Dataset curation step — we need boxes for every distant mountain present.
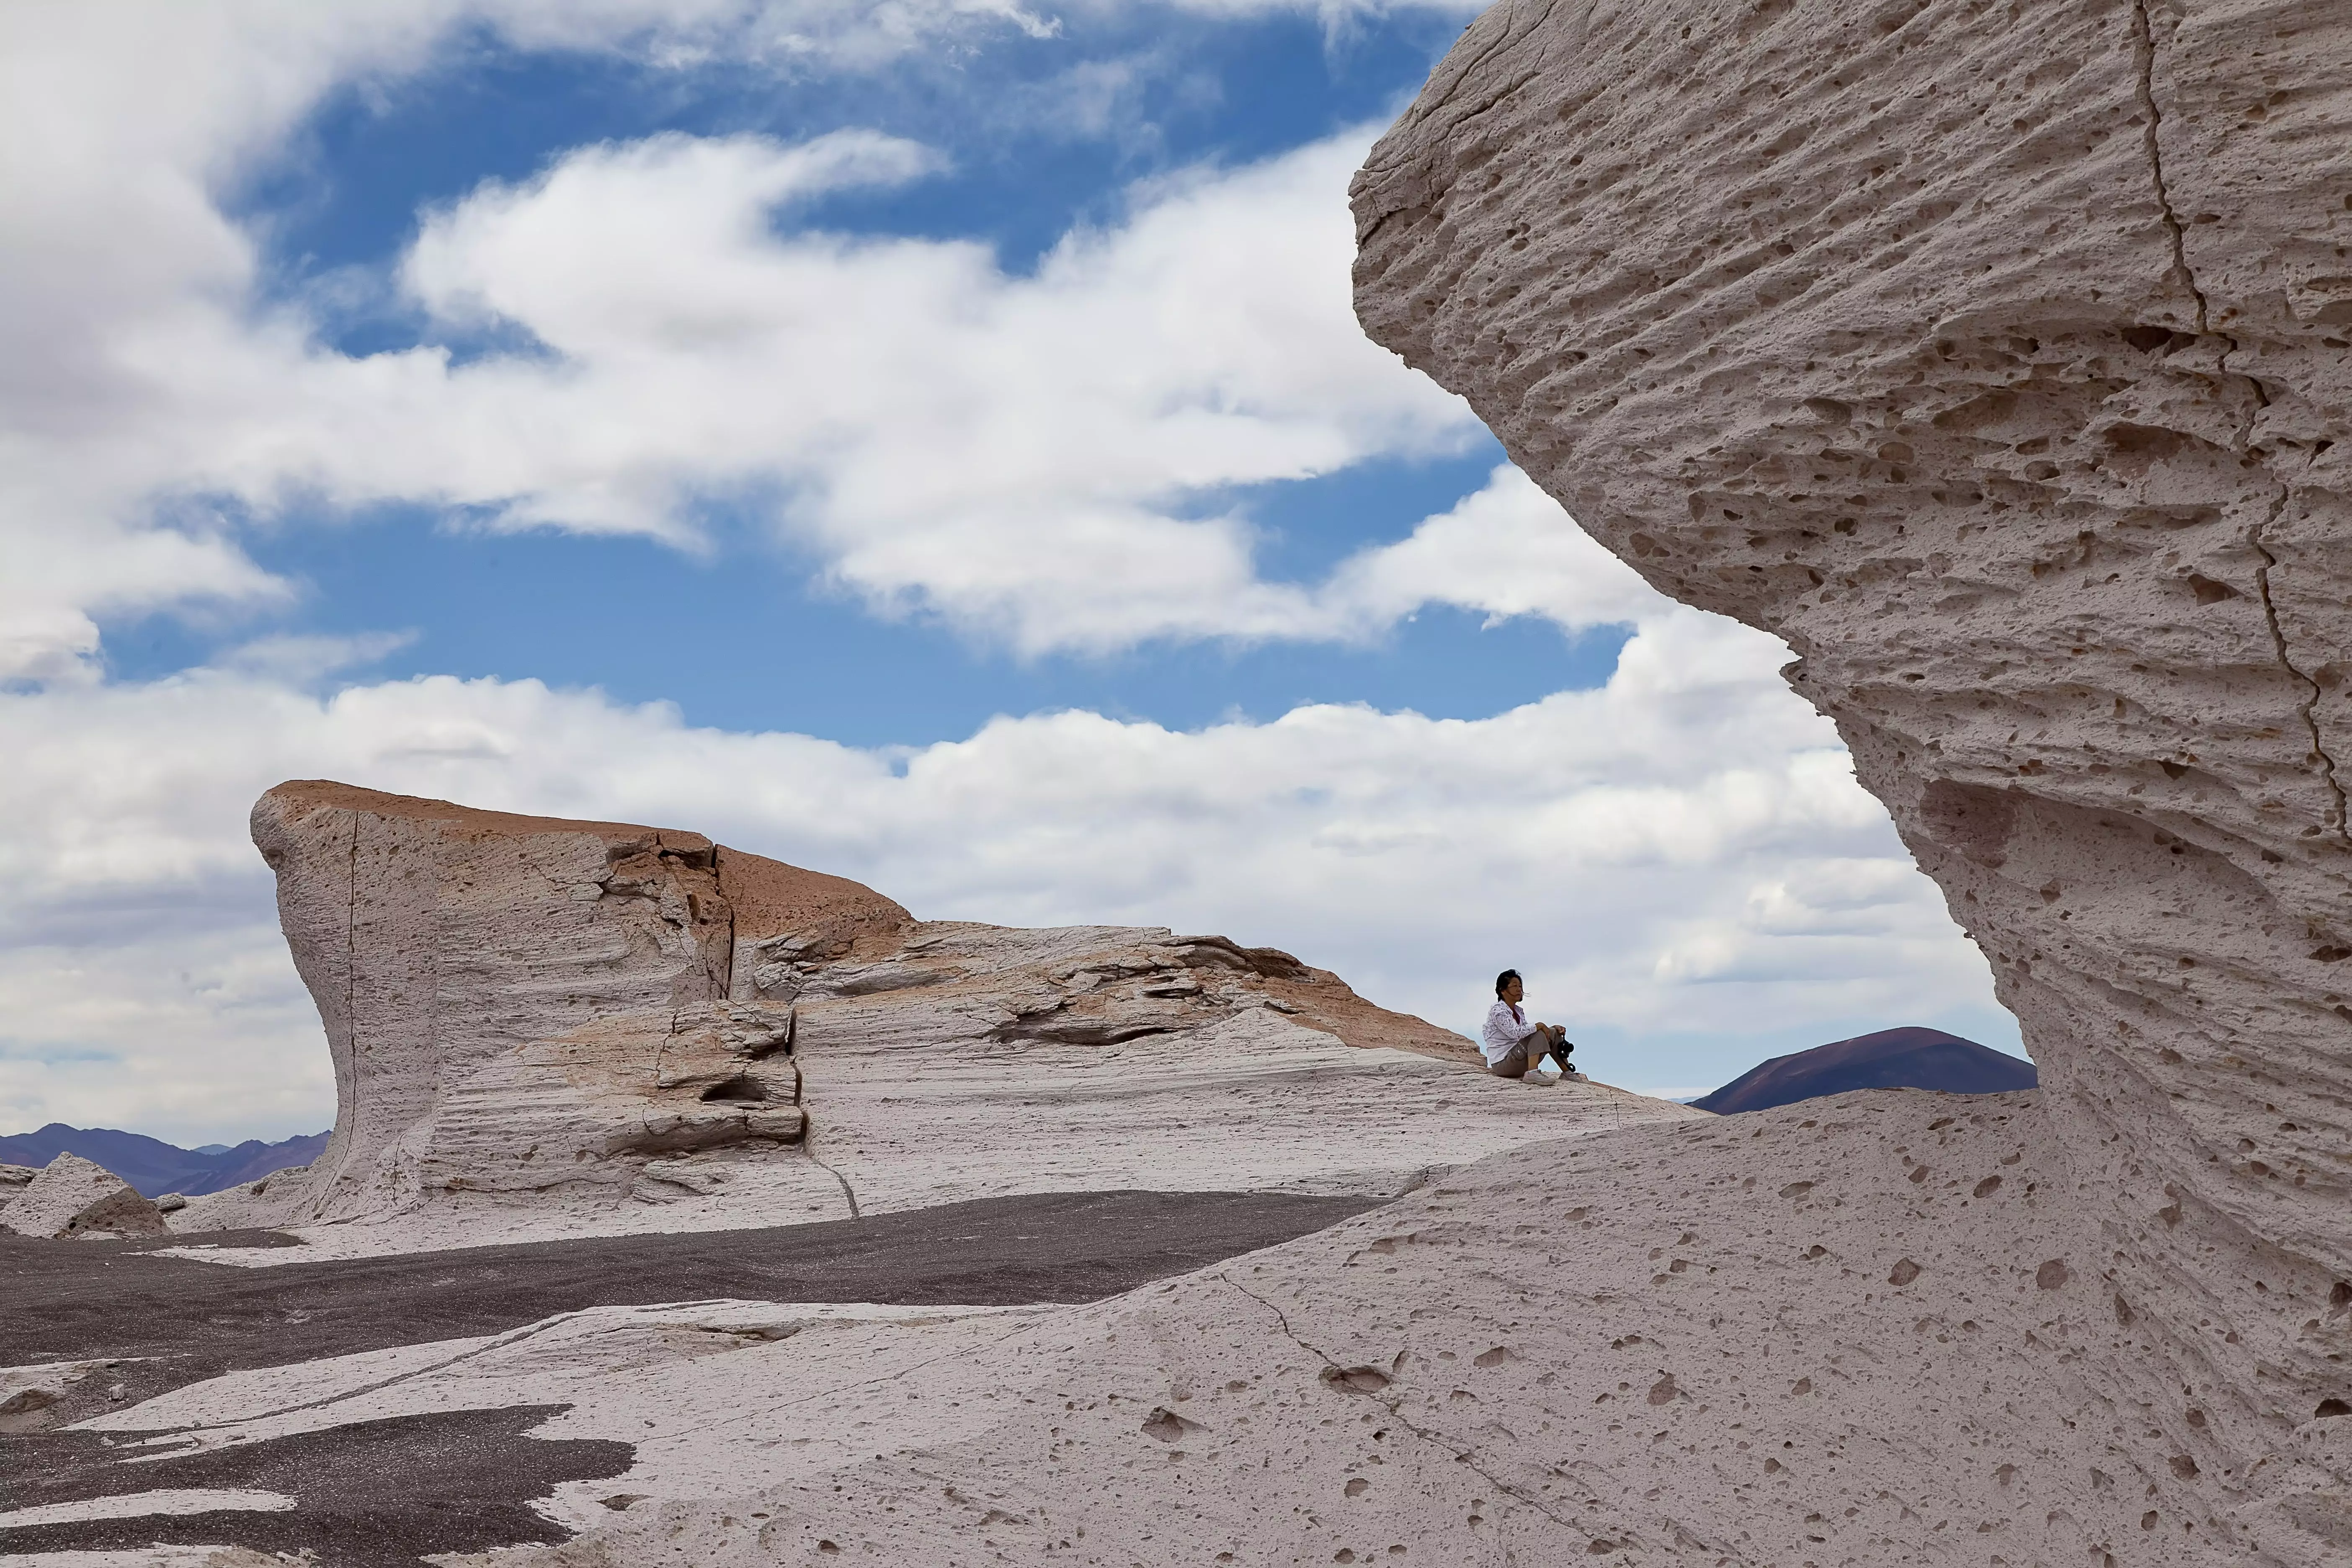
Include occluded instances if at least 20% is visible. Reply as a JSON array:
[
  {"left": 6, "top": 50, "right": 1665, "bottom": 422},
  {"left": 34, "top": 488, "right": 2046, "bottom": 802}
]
[
  {"left": 1691, "top": 1027, "right": 2037, "bottom": 1115},
  {"left": 0, "top": 1124, "right": 330, "bottom": 1197}
]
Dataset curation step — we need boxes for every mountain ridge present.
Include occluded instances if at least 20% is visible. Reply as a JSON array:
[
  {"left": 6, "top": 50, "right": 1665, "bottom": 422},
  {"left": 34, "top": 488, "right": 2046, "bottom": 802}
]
[{"left": 0, "top": 1124, "right": 330, "bottom": 1197}]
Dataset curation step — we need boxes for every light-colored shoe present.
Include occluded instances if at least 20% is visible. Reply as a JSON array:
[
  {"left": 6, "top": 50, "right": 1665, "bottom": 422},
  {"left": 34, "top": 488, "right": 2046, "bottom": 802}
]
[{"left": 1523, "top": 1070, "right": 1560, "bottom": 1086}]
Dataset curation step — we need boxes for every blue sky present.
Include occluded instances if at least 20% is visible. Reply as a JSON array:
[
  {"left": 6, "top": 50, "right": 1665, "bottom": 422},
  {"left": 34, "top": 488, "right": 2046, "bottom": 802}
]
[
  {"left": 98, "top": 446, "right": 1638, "bottom": 744},
  {"left": 0, "top": 0, "right": 2020, "bottom": 1144}
]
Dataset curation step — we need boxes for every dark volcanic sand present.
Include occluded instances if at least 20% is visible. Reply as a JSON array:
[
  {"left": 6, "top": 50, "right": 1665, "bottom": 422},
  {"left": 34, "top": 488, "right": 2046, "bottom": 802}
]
[
  {"left": 2, "top": 1407, "right": 632, "bottom": 1567},
  {"left": 2, "top": 1189, "right": 1378, "bottom": 1564}
]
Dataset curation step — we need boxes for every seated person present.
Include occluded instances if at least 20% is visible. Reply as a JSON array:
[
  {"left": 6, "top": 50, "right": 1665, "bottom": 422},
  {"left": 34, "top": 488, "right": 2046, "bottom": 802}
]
[{"left": 1481, "top": 969, "right": 1574, "bottom": 1081}]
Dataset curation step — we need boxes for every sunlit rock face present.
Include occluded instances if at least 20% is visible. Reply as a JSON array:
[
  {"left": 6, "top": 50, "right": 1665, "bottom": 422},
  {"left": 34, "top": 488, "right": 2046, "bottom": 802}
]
[
  {"left": 246, "top": 781, "right": 842, "bottom": 1222},
  {"left": 231, "top": 781, "right": 1493, "bottom": 1242},
  {"left": 1355, "top": 0, "right": 2352, "bottom": 1548}
]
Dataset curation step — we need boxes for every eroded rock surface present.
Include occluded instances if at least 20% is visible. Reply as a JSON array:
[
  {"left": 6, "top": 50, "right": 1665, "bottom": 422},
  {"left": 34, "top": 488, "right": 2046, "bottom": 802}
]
[
  {"left": 241, "top": 1095, "right": 2263, "bottom": 1568},
  {"left": 0, "top": 1154, "right": 167, "bottom": 1239},
  {"left": 1351, "top": 0, "right": 2352, "bottom": 1557},
  {"left": 214, "top": 782, "right": 1601, "bottom": 1253}
]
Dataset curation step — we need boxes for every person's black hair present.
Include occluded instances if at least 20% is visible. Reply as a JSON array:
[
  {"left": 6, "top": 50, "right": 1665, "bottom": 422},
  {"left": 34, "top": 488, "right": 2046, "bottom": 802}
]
[{"left": 1494, "top": 968, "right": 1521, "bottom": 998}]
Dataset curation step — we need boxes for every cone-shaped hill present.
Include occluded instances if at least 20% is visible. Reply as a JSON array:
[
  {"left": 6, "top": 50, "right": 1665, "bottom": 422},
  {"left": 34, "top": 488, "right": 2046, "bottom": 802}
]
[{"left": 1691, "top": 1026, "right": 2037, "bottom": 1115}]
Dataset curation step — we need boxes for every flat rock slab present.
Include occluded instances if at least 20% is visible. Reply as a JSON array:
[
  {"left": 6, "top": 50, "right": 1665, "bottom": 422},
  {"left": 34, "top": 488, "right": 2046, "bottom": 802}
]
[{"left": 1, "top": 1190, "right": 1374, "bottom": 1563}]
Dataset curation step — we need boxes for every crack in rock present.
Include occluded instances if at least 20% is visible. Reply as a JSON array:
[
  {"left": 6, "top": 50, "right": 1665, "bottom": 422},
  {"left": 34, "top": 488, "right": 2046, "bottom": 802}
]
[
  {"left": 802, "top": 1137, "right": 861, "bottom": 1221},
  {"left": 2129, "top": 0, "right": 2208, "bottom": 333},
  {"left": 2129, "top": 8, "right": 2351, "bottom": 849},
  {"left": 2249, "top": 490, "right": 2351, "bottom": 843}
]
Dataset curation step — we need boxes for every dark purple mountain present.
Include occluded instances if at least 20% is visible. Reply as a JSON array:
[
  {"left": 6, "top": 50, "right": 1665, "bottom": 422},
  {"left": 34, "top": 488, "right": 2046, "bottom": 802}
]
[
  {"left": 1691, "top": 1026, "right": 2037, "bottom": 1115},
  {"left": 0, "top": 1124, "right": 330, "bottom": 1197}
]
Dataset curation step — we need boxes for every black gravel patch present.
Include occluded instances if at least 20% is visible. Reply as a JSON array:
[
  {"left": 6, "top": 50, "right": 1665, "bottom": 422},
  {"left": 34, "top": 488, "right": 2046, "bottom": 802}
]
[
  {"left": 2, "top": 1189, "right": 1376, "bottom": 1563},
  {"left": 0, "top": 1406, "right": 630, "bottom": 1567}
]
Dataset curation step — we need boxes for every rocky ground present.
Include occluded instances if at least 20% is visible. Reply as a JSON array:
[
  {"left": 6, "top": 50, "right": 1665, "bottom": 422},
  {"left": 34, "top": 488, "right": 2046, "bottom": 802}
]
[
  {"left": 0, "top": 1190, "right": 1378, "bottom": 1563},
  {"left": 16, "top": 1088, "right": 2292, "bottom": 1568}
]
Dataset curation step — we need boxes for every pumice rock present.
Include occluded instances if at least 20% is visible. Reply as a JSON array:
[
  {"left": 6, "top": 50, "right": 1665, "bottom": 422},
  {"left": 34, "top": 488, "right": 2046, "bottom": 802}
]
[
  {"left": 0, "top": 1153, "right": 168, "bottom": 1238},
  {"left": 428, "top": 1095, "right": 2265, "bottom": 1568},
  {"left": 203, "top": 781, "right": 1653, "bottom": 1254},
  {"left": 1352, "top": 0, "right": 2352, "bottom": 1557},
  {"left": 219, "top": 781, "right": 828, "bottom": 1230}
]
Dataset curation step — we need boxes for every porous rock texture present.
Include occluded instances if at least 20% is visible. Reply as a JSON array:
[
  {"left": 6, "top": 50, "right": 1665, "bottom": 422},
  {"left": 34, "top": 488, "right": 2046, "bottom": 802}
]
[
  {"left": 196, "top": 782, "right": 1625, "bottom": 1256},
  {"left": 86, "top": 1094, "right": 2263, "bottom": 1567},
  {"left": 1349, "top": 0, "right": 2352, "bottom": 1558},
  {"left": 0, "top": 1154, "right": 168, "bottom": 1239}
]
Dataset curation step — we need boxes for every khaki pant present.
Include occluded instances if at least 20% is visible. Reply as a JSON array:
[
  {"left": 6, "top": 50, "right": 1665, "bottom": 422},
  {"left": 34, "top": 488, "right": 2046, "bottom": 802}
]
[{"left": 1488, "top": 1027, "right": 1563, "bottom": 1078}]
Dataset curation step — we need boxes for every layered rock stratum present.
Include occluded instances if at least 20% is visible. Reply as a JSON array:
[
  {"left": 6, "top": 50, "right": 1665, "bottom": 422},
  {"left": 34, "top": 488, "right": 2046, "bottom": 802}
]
[
  {"left": 1336, "top": 0, "right": 2352, "bottom": 1558},
  {"left": 188, "top": 781, "right": 1651, "bottom": 1255}
]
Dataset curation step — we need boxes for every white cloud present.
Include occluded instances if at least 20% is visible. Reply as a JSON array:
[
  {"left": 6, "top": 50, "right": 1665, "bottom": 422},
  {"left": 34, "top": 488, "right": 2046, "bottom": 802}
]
[
  {"left": 0, "top": 3, "right": 1497, "bottom": 681},
  {"left": 0, "top": 0, "right": 1023, "bottom": 681},
  {"left": 0, "top": 601, "right": 2008, "bottom": 1143},
  {"left": 216, "top": 629, "right": 421, "bottom": 684},
  {"left": 1318, "top": 465, "right": 1662, "bottom": 635},
  {"left": 75, "top": 126, "right": 1477, "bottom": 659}
]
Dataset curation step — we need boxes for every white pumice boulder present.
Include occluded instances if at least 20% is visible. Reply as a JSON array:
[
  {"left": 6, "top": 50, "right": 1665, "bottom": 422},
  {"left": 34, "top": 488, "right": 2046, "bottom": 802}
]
[{"left": 0, "top": 1153, "right": 167, "bottom": 1238}]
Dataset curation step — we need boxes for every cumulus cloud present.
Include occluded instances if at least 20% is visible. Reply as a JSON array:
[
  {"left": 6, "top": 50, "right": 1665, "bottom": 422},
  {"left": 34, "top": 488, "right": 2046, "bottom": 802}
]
[
  {"left": 1, "top": 0, "right": 1003, "bottom": 680},
  {"left": 1318, "top": 465, "right": 1662, "bottom": 635},
  {"left": 0, "top": 599, "right": 2006, "bottom": 1143},
  {"left": 0, "top": 3, "right": 1493, "bottom": 680},
  {"left": 20, "top": 125, "right": 1476, "bottom": 665}
]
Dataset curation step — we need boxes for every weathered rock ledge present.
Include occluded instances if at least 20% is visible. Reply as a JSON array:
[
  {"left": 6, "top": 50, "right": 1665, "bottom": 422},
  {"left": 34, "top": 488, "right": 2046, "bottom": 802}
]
[
  {"left": 1352, "top": 0, "right": 2352, "bottom": 1558},
  {"left": 189, "top": 781, "right": 1649, "bottom": 1253}
]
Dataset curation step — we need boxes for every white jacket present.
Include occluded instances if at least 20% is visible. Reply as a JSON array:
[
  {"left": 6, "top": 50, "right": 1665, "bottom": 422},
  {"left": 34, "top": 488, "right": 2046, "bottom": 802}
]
[{"left": 1480, "top": 999, "right": 1540, "bottom": 1065}]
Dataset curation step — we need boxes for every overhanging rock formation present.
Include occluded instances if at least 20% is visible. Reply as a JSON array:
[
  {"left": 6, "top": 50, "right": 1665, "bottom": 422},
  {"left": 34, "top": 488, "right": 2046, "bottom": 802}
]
[
  {"left": 207, "top": 782, "right": 1621, "bottom": 1249},
  {"left": 1352, "top": 0, "right": 2352, "bottom": 1556}
]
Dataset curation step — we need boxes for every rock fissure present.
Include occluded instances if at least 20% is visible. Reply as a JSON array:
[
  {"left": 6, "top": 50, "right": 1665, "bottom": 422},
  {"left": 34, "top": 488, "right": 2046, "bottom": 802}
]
[
  {"left": 137, "top": 1313, "right": 585, "bottom": 1439},
  {"left": 2128, "top": 0, "right": 2208, "bottom": 334},
  {"left": 709, "top": 1318, "right": 1046, "bottom": 1436},
  {"left": 803, "top": 1140, "right": 862, "bottom": 1221},
  {"left": 2247, "top": 489, "right": 2349, "bottom": 843}
]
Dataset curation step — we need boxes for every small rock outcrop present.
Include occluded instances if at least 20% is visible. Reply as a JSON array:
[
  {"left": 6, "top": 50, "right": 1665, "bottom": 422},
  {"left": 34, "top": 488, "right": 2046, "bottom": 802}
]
[
  {"left": 0, "top": 1153, "right": 168, "bottom": 1238},
  {"left": 235, "top": 782, "right": 1488, "bottom": 1235}
]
